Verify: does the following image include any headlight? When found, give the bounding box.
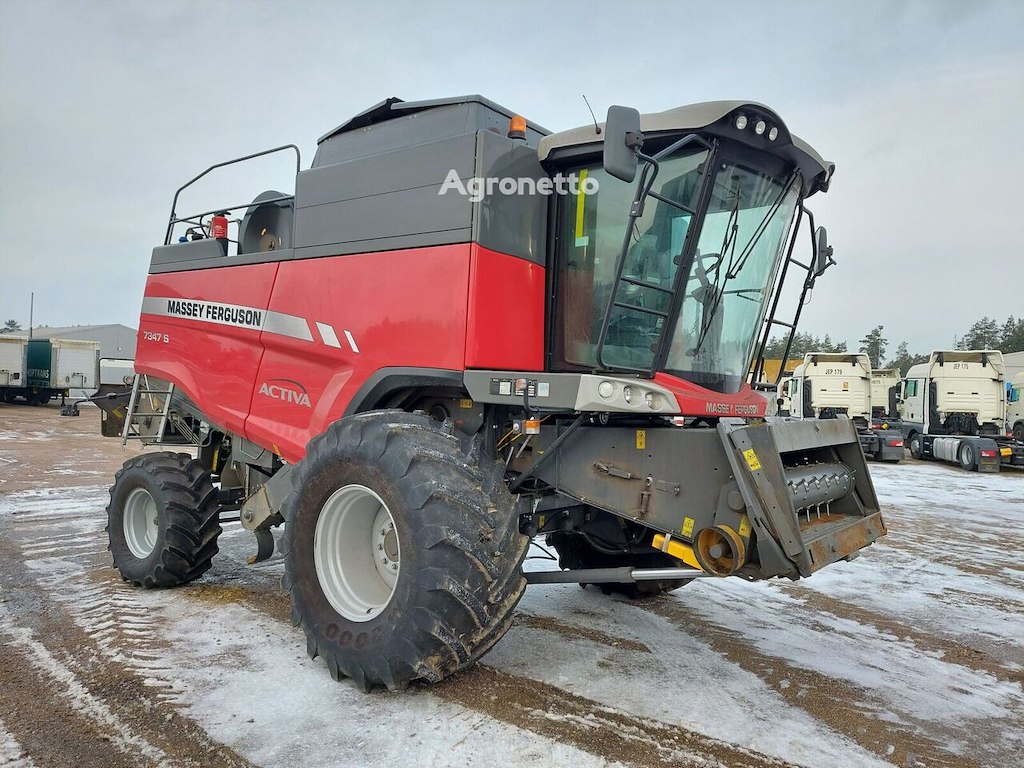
[645,392,659,409]
[597,380,615,399]
[754,120,767,135]
[622,385,634,404]
[767,126,778,141]
[734,114,748,130]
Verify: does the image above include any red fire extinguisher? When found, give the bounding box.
[211,212,229,256]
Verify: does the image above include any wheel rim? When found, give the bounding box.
[314,484,400,623]
[961,445,973,466]
[124,487,159,558]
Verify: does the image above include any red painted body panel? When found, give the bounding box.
[653,372,767,418]
[137,264,279,436]
[465,245,545,371]
[137,243,762,463]
[245,246,472,462]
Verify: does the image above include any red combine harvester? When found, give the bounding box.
[99,96,885,690]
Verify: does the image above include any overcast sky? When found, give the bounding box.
[1,0,1022,356]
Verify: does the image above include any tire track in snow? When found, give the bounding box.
[206,576,797,768]
[6,489,183,703]
[642,596,994,768]
[0,719,35,768]
[435,665,794,768]
[0,493,254,768]
[0,603,173,768]
[776,585,1024,685]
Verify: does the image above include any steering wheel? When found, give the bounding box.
[688,251,722,301]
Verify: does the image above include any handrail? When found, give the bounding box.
[164,144,301,245]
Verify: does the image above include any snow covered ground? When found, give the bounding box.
[0,407,1021,768]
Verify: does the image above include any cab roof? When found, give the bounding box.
[537,100,834,196]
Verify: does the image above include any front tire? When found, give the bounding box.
[283,411,529,690]
[1014,422,1024,442]
[908,432,923,460]
[106,452,221,587]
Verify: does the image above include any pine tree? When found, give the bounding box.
[859,326,888,368]
[999,316,1024,353]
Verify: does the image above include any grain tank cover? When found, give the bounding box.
[314,95,550,168]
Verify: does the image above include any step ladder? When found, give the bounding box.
[121,375,190,446]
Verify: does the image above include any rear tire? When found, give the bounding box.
[283,411,529,690]
[908,432,923,460]
[958,442,977,471]
[106,452,221,587]
[547,530,690,599]
[1014,422,1024,442]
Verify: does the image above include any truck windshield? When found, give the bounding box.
[552,146,799,393]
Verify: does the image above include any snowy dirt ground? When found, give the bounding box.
[0,404,1021,768]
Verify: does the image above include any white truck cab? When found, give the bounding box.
[897,350,1023,471]
[870,368,900,420]
[785,352,871,427]
[1007,372,1024,441]
[777,353,902,462]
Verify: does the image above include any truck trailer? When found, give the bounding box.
[776,353,903,462]
[899,350,1024,471]
[0,336,28,399]
[0,337,100,405]
[97,95,886,690]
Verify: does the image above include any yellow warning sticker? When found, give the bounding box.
[636,429,646,450]
[459,398,473,409]
[738,516,752,538]
[742,448,762,471]
[682,517,695,537]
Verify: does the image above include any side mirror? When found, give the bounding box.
[813,226,835,277]
[603,106,643,182]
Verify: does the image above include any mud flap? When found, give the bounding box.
[717,417,885,578]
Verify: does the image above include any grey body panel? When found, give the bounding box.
[294,135,476,254]
[151,105,550,274]
[472,129,548,265]
[529,417,882,579]
[531,423,733,537]
[315,96,548,163]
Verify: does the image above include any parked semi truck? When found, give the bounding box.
[95,95,886,690]
[0,337,100,405]
[899,350,1024,471]
[1008,373,1024,441]
[775,353,903,462]
[870,367,900,420]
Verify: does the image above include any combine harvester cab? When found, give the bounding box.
[101,95,886,689]
[778,352,903,463]
[899,350,1024,471]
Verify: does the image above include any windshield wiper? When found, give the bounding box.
[691,173,798,355]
